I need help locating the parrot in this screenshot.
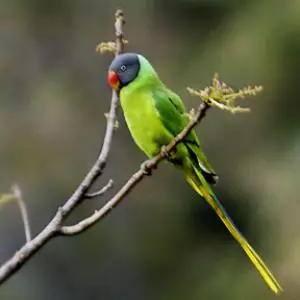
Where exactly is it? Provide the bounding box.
[107,52,282,294]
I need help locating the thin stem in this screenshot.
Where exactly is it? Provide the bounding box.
[85,179,114,199]
[11,184,31,243]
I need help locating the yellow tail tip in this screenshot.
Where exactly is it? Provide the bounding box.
[187,175,284,295]
[269,281,283,295]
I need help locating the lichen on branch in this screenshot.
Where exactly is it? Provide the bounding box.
[187,73,263,114]
[0,192,15,209]
[96,40,128,55]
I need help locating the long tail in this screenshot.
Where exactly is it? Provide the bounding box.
[187,165,283,294]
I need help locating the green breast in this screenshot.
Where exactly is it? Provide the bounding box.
[120,87,173,157]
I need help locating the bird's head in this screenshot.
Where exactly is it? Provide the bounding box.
[108,53,141,90]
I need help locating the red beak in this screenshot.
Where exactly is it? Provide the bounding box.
[108,71,120,90]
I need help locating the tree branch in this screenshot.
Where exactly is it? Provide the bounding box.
[0,9,125,285]
[0,9,260,286]
[60,102,210,236]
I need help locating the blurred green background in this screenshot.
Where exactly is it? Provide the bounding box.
[0,0,299,299]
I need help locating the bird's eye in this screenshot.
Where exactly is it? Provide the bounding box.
[120,65,127,72]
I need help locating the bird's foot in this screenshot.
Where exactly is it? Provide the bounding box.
[140,160,152,176]
[161,145,168,156]
[161,145,176,159]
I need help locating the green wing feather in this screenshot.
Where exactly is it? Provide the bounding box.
[152,87,217,182]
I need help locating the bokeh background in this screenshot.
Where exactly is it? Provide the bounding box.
[0,0,299,299]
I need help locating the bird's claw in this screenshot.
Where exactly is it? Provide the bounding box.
[161,145,176,159]
[161,145,169,157]
[140,160,152,176]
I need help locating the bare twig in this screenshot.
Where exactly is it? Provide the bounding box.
[85,179,114,199]
[0,10,125,285]
[60,102,210,235]
[96,9,126,55]
[11,184,31,243]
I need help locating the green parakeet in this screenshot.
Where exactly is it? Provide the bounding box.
[107,53,282,294]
